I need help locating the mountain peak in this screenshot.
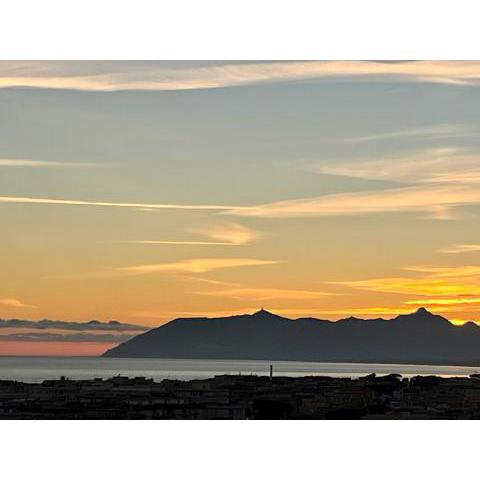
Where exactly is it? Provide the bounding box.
[415,307,432,315]
[252,308,277,317]
[394,307,450,326]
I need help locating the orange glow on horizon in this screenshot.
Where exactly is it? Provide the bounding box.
[0,341,117,357]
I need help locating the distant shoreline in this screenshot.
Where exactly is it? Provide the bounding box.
[2,355,480,368]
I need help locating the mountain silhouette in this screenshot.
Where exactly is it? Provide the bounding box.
[102,308,480,365]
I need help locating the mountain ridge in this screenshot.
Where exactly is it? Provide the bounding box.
[102,308,480,365]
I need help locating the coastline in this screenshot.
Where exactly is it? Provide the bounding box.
[2,372,480,419]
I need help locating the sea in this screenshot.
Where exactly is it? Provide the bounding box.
[0,357,479,383]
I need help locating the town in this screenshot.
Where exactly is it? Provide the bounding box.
[2,372,480,419]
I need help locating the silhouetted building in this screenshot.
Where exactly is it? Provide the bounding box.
[2,373,480,419]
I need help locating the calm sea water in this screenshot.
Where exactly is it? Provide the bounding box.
[0,357,479,383]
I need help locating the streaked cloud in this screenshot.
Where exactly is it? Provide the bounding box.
[226,183,480,219]
[225,145,475,223]
[4,147,480,221]
[403,265,480,278]
[132,222,259,247]
[0,318,148,344]
[0,332,137,343]
[346,124,472,143]
[0,159,96,167]
[3,61,480,92]
[134,240,238,246]
[196,286,334,300]
[330,276,480,296]
[3,183,480,223]
[185,277,238,287]
[189,223,259,245]
[0,318,148,331]
[337,281,480,297]
[0,298,34,308]
[405,297,480,307]
[240,147,480,220]
[0,195,236,211]
[329,264,480,296]
[118,258,281,275]
[438,244,480,254]
[307,147,480,185]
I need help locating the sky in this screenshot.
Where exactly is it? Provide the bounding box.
[1,60,480,355]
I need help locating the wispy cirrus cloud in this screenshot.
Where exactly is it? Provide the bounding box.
[3,61,480,91]
[329,276,480,296]
[225,183,480,220]
[0,195,236,211]
[4,183,480,221]
[0,298,35,308]
[226,147,480,219]
[0,159,97,167]
[189,223,259,245]
[329,264,480,296]
[306,148,480,184]
[438,244,480,254]
[405,297,480,307]
[133,240,238,246]
[118,258,281,275]
[3,186,480,222]
[345,124,473,143]
[3,147,480,221]
[195,286,334,300]
[132,222,260,247]
[402,265,480,278]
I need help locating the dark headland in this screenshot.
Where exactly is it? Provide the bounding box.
[102,308,480,366]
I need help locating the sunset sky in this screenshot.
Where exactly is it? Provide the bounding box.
[1,60,480,355]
